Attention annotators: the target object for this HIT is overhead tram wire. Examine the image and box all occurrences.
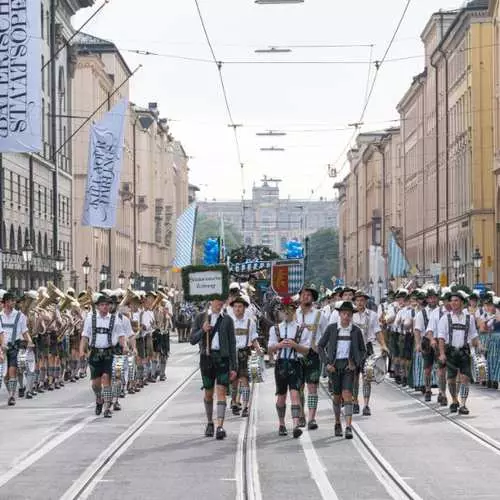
[193,0,245,199]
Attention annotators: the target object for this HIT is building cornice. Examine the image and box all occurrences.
[397,70,426,113]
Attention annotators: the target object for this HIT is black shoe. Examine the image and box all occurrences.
[215,426,226,440]
[231,404,240,416]
[293,426,303,439]
[70,376,77,383]
[205,422,215,437]
[278,425,288,436]
[458,406,470,415]
[119,390,126,399]
[298,416,306,428]
[148,376,157,383]
[103,409,112,418]
[307,419,318,430]
[95,402,103,416]
[48,384,54,391]
[425,391,432,402]
[353,403,360,414]
[395,375,402,385]
[345,426,353,439]
[18,388,25,398]
[241,407,249,418]
[113,401,121,411]
[26,392,33,400]
[37,386,44,393]
[334,423,343,437]
[159,375,166,381]
[54,382,60,389]
[401,377,408,388]
[450,402,459,413]
[362,406,371,416]
[7,396,15,406]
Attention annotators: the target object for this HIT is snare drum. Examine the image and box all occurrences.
[363,355,387,384]
[112,355,126,382]
[17,349,27,372]
[472,349,488,383]
[127,354,136,382]
[248,352,265,384]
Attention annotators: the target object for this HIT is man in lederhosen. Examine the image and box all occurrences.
[80,294,127,418]
[268,297,308,438]
[0,292,32,406]
[296,286,329,430]
[438,290,482,414]
[190,296,237,440]
[318,301,366,439]
[230,296,261,417]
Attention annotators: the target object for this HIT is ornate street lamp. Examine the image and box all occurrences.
[129,272,136,288]
[473,248,482,285]
[82,256,91,291]
[22,240,34,289]
[55,250,65,288]
[118,270,126,288]
[99,265,108,291]
[452,250,461,283]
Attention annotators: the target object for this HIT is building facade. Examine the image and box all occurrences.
[72,34,189,291]
[197,178,338,255]
[0,0,94,292]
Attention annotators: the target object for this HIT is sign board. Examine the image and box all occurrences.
[271,259,304,297]
[181,265,229,302]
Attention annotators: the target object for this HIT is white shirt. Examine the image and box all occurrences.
[426,306,448,338]
[395,306,415,335]
[328,309,340,326]
[352,309,379,343]
[141,310,155,336]
[233,316,258,350]
[0,309,28,346]
[437,311,478,348]
[414,306,437,334]
[210,311,223,351]
[118,313,134,339]
[295,307,329,349]
[268,320,304,359]
[82,312,124,348]
[336,324,352,359]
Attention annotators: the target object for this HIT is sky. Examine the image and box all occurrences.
[74,0,463,202]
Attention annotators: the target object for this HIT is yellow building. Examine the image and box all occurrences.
[398,1,494,286]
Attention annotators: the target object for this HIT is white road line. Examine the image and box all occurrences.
[352,423,423,500]
[60,369,198,500]
[300,429,340,500]
[0,415,97,489]
[246,382,262,500]
[235,419,246,500]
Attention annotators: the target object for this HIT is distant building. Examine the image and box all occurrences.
[197,177,338,254]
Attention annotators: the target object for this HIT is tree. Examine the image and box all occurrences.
[229,245,281,264]
[305,228,339,287]
[194,214,243,264]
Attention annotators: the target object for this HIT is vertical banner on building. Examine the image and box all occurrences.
[0,1,42,152]
[82,99,128,228]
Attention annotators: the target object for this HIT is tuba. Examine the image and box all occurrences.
[60,294,80,312]
[78,290,93,308]
[119,288,140,308]
[47,282,66,304]
[151,290,168,310]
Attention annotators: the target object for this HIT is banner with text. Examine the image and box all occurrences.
[82,99,128,228]
[0,1,42,152]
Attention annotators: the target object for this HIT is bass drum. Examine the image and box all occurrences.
[363,355,387,384]
[248,352,265,384]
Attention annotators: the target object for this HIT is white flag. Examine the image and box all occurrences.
[0,1,42,152]
[82,99,128,228]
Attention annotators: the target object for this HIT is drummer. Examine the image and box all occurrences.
[230,296,261,418]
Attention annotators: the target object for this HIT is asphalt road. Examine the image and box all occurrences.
[2,342,500,500]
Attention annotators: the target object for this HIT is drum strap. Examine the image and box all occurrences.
[422,309,429,330]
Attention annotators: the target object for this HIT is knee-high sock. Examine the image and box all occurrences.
[459,383,469,406]
[448,379,458,400]
[362,378,371,401]
[34,369,40,385]
[276,404,286,419]
[160,356,167,376]
[8,378,17,396]
[17,371,24,389]
[151,360,158,377]
[333,400,341,421]
[47,366,54,382]
[204,399,213,422]
[307,393,318,410]
[55,366,61,381]
[344,402,353,418]
[216,400,227,422]
[439,369,447,395]
[291,404,301,420]
[299,388,305,413]
[231,384,238,403]
[424,371,432,390]
[39,367,46,384]
[240,386,251,408]
[102,385,112,407]
[112,381,121,399]
[26,372,34,393]
[92,384,102,402]
[353,374,360,401]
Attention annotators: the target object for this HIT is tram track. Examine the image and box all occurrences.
[60,367,199,500]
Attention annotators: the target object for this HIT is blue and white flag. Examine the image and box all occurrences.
[0,1,42,152]
[82,99,128,228]
[388,232,410,277]
[173,203,198,268]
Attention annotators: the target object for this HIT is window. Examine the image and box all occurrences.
[38,187,41,214]
[9,225,15,250]
[1,222,5,249]
[17,175,20,208]
[38,231,42,254]
[41,4,44,39]
[43,233,48,255]
[17,226,22,250]
[9,171,12,205]
[41,56,44,91]
[24,178,28,210]
[24,227,29,246]
[44,187,47,216]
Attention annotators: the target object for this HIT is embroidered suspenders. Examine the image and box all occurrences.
[90,313,116,348]
[0,312,21,346]
[446,313,471,346]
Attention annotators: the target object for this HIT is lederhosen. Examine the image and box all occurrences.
[329,325,355,395]
[200,313,230,390]
[152,310,169,355]
[421,308,435,369]
[88,312,116,379]
[300,311,322,384]
[136,311,146,359]
[445,314,472,380]
[2,312,21,368]
[399,309,415,361]
[389,306,401,358]
[354,312,370,374]
[275,323,303,395]
[236,319,251,379]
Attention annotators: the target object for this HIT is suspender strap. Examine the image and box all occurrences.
[422,309,428,330]
[246,318,251,346]
[90,313,115,347]
[91,312,97,347]
[108,314,116,346]
[11,312,20,344]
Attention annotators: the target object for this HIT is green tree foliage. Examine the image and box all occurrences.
[305,228,339,287]
[194,214,243,264]
[229,245,281,264]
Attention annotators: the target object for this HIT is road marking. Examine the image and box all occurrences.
[352,423,424,500]
[0,415,96,489]
[246,383,262,500]
[235,419,246,500]
[60,369,198,500]
[300,429,339,500]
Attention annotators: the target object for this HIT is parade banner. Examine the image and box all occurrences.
[270,259,304,297]
[82,99,128,228]
[0,1,42,152]
[181,265,229,302]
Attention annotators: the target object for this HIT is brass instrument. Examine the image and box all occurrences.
[59,294,80,312]
[119,288,140,308]
[151,290,168,310]
[47,282,65,303]
[20,293,38,315]
[78,290,93,308]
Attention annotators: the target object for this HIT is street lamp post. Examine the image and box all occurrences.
[22,240,34,290]
[99,265,108,292]
[55,250,65,288]
[452,250,461,284]
[129,272,135,289]
[118,270,125,289]
[82,256,91,291]
[473,248,482,286]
